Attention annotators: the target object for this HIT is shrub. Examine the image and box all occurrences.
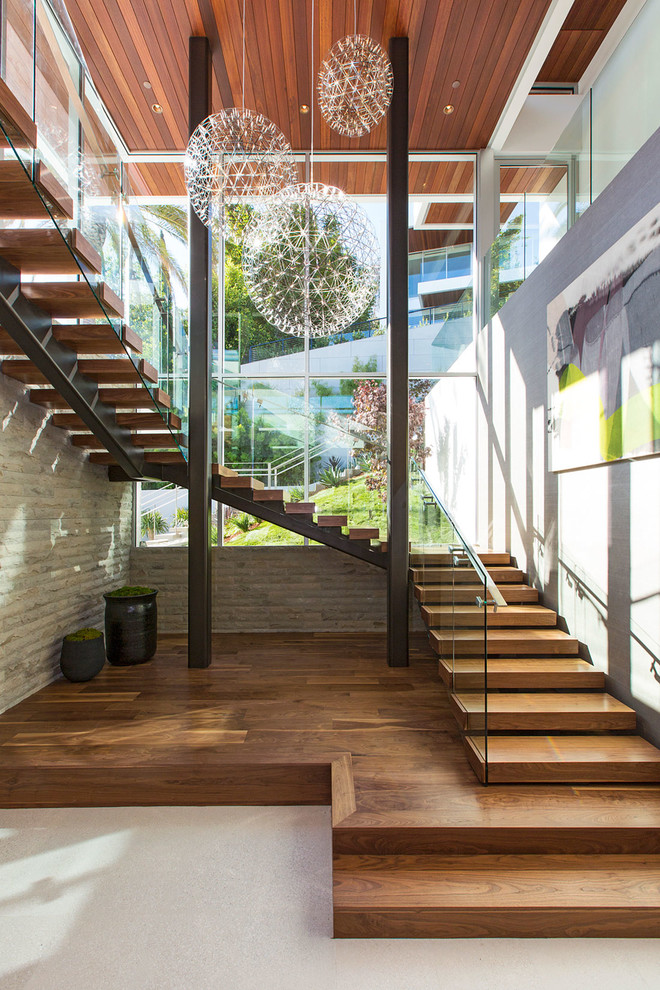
[141,509,169,537]
[106,585,156,597]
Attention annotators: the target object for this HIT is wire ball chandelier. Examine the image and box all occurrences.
[318,33,393,137]
[185,108,296,239]
[242,182,379,338]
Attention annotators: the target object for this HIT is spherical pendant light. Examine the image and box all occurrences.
[317,35,393,137]
[184,108,297,239]
[241,182,380,338]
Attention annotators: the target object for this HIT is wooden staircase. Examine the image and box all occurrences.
[412,548,660,784]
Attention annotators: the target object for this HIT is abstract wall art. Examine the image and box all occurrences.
[548,204,660,471]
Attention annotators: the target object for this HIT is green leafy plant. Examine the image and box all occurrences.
[289,486,304,502]
[107,585,156,597]
[64,627,103,642]
[319,455,345,488]
[175,507,189,525]
[234,513,257,532]
[141,509,169,538]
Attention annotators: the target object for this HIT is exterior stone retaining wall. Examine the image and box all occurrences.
[0,375,132,713]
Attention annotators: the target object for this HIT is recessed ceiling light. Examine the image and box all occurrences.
[300,104,310,114]
[143,81,152,89]
[443,104,454,115]
[152,103,163,114]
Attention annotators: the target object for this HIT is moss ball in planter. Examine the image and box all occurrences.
[60,628,106,682]
[104,587,158,665]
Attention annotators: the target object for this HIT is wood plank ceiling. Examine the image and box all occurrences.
[536,0,628,83]
[65,0,556,154]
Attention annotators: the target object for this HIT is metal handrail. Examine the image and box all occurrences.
[412,460,506,608]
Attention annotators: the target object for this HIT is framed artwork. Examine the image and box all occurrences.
[548,205,660,471]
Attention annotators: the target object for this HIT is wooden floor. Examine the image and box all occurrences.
[2,633,660,937]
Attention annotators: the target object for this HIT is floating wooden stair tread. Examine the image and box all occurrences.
[466,735,660,783]
[0,160,73,219]
[21,280,124,319]
[0,77,38,149]
[52,322,142,354]
[333,853,660,938]
[3,357,156,386]
[71,432,184,450]
[415,583,539,604]
[89,449,185,465]
[451,692,637,732]
[52,410,181,431]
[284,502,316,513]
[430,627,580,656]
[421,603,556,628]
[0,227,102,274]
[349,528,380,540]
[411,566,523,584]
[251,488,285,502]
[438,656,605,691]
[211,464,238,477]
[218,474,265,490]
[409,550,511,566]
[29,385,171,410]
[317,515,348,527]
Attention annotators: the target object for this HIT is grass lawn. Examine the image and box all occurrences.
[223,475,386,547]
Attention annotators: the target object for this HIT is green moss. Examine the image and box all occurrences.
[64,627,103,642]
[106,585,156,598]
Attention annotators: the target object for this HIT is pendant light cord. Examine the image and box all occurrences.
[310,0,315,183]
[242,0,246,109]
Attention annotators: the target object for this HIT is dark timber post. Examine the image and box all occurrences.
[187,36,212,668]
[387,37,409,667]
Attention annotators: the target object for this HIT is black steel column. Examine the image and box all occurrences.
[187,36,212,668]
[387,37,409,667]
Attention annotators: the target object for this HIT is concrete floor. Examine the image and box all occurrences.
[0,806,659,990]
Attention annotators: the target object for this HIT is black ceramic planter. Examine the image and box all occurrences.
[104,590,158,665]
[60,636,106,682]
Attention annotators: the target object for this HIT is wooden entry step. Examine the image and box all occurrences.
[0,227,102,274]
[466,735,660,783]
[421,603,557,628]
[415,582,539,604]
[451,692,637,733]
[0,160,73,219]
[333,853,660,938]
[410,565,523,584]
[438,656,606,691]
[430,627,579,656]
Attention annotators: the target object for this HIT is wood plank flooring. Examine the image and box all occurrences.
[1,633,659,938]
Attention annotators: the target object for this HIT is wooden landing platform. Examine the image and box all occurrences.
[1,633,659,938]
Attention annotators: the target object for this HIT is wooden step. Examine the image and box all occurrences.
[0,160,73,218]
[3,357,156,386]
[219,474,265,491]
[89,449,185,466]
[285,502,316,514]
[438,656,606,691]
[21,280,124,319]
[51,410,181,431]
[333,853,660,937]
[349,528,379,540]
[466,735,660,784]
[0,76,38,149]
[29,385,171,410]
[71,432,184,451]
[251,488,285,501]
[409,550,511,566]
[429,627,580,656]
[451,692,637,733]
[411,566,523,584]
[52,322,142,355]
[421,603,556,628]
[317,515,348,527]
[0,228,102,274]
[415,583,539,604]
[211,464,238,478]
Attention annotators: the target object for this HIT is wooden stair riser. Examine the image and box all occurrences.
[421,604,557,629]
